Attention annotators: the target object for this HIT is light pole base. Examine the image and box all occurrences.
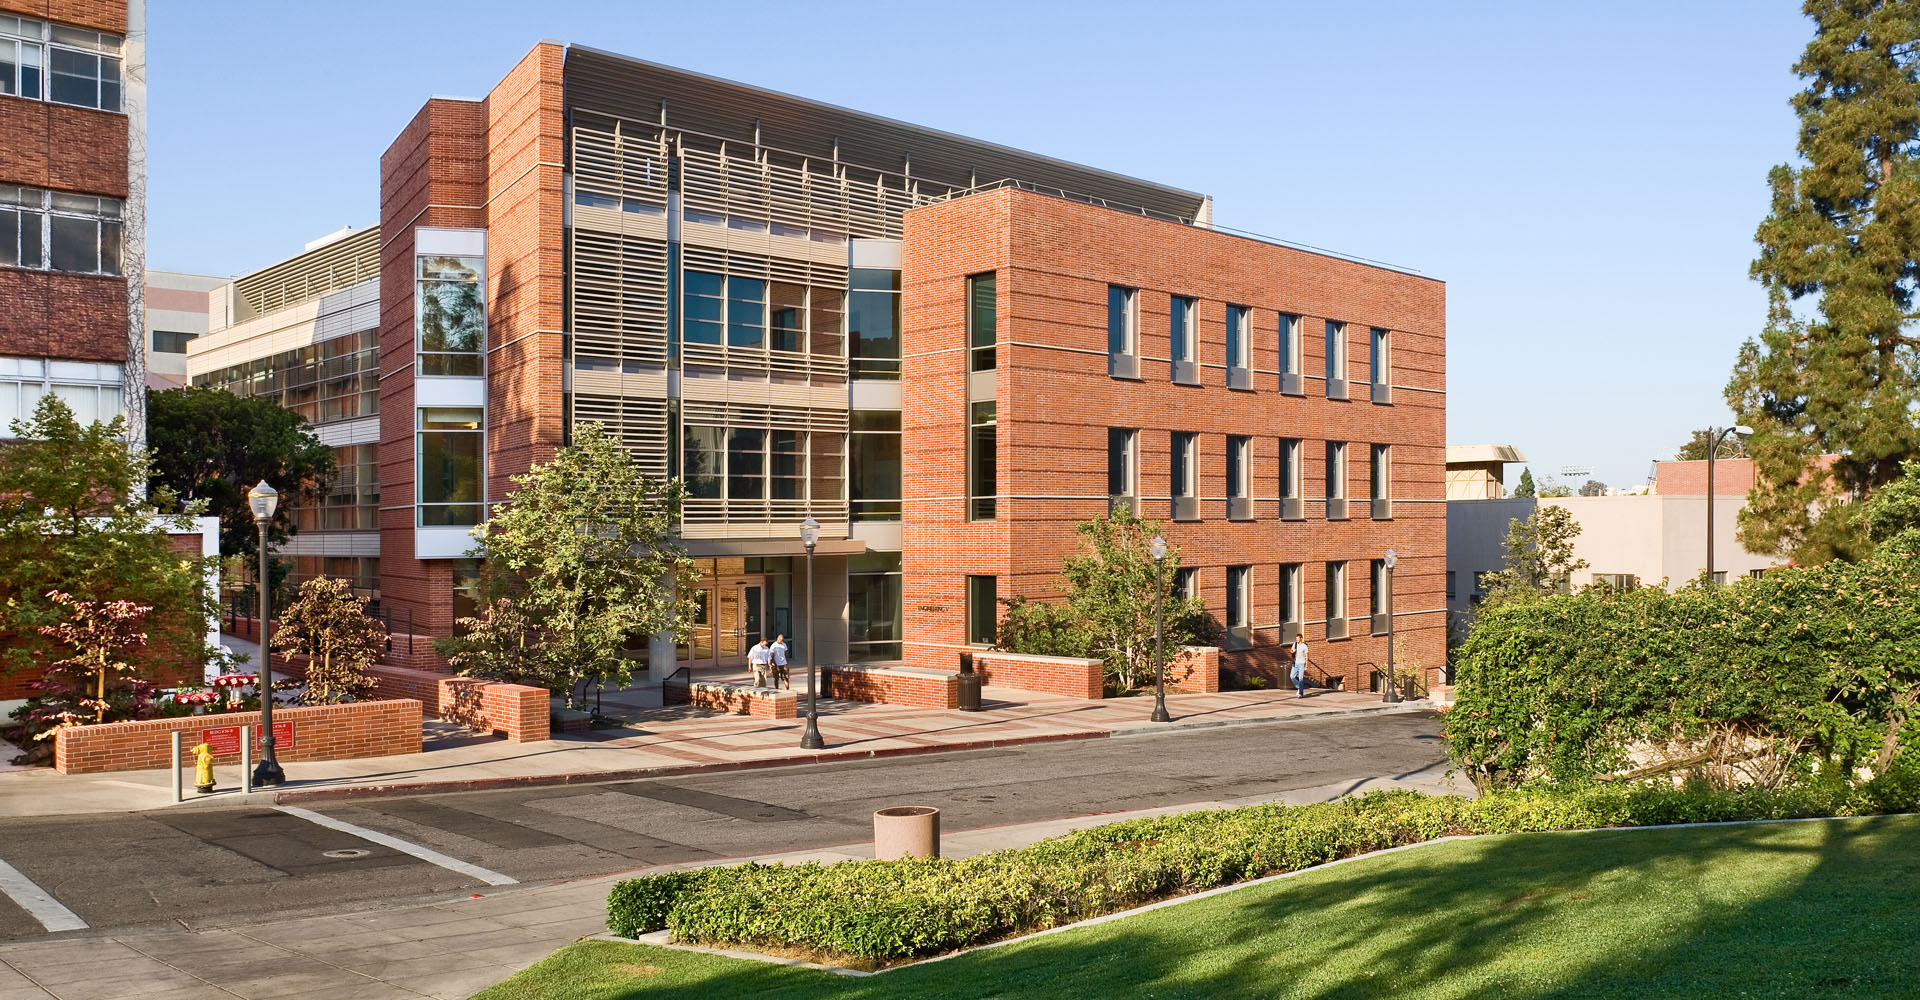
[800,716,825,750]
[1150,701,1171,723]
[252,757,285,787]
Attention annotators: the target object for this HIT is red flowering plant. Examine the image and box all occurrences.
[6,591,159,765]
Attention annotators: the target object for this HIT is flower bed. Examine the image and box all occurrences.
[607,775,1920,967]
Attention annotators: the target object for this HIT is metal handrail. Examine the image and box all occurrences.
[663,664,692,704]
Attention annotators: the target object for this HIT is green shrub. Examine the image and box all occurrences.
[604,782,1900,964]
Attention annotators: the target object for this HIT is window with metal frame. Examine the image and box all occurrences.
[1108,285,1138,377]
[1324,320,1348,399]
[0,15,121,111]
[1227,435,1251,519]
[1278,313,1302,393]
[417,407,484,526]
[0,185,122,275]
[968,272,996,372]
[966,575,998,645]
[849,267,901,379]
[850,410,900,522]
[968,400,996,520]
[1170,295,1196,383]
[1325,561,1348,639]
[417,256,485,377]
[1226,304,1251,389]
[1227,565,1250,630]
[0,356,122,434]
[1108,427,1138,509]
[1279,437,1303,519]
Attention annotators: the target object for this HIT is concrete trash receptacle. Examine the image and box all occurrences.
[873,805,941,860]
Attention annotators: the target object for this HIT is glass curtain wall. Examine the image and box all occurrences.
[849,268,900,378]
[848,552,903,661]
[850,410,901,521]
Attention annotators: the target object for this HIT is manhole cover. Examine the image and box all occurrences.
[323,848,370,859]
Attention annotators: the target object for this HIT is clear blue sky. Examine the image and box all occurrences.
[148,1,1812,489]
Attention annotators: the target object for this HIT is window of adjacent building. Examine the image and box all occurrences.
[1108,427,1138,499]
[417,407,484,526]
[1709,571,1727,586]
[848,551,903,661]
[727,428,766,502]
[0,357,122,435]
[297,442,379,532]
[682,271,817,358]
[152,330,196,354]
[0,185,122,276]
[966,575,998,646]
[1108,285,1138,362]
[1227,434,1250,503]
[849,267,901,379]
[1227,565,1249,630]
[968,272,996,372]
[1370,327,1390,391]
[1280,562,1302,626]
[0,16,122,111]
[191,328,378,426]
[1174,567,1198,601]
[726,275,766,349]
[1594,573,1636,591]
[969,400,996,520]
[417,255,485,377]
[1326,561,1347,632]
[1371,444,1390,501]
[1279,313,1301,380]
[1171,431,1196,499]
[683,424,812,518]
[1371,559,1389,631]
[1447,569,1456,599]
[451,558,484,629]
[850,409,901,522]
[1324,319,1346,388]
[1170,294,1194,367]
[1280,437,1302,503]
[1226,304,1250,371]
[1326,441,1347,501]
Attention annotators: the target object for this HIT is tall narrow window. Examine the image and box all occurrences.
[849,268,901,379]
[968,272,996,372]
[1280,563,1302,639]
[1371,559,1389,635]
[969,400,997,520]
[417,407,484,526]
[1227,566,1250,631]
[966,575,998,645]
[1325,561,1348,640]
[1227,435,1251,520]
[1107,427,1138,510]
[1108,285,1138,378]
[1370,327,1390,395]
[1170,295,1196,384]
[1279,438,1303,520]
[1326,441,1348,520]
[849,410,901,522]
[1171,431,1197,520]
[848,552,904,661]
[418,255,485,376]
[1324,319,1347,399]
[1278,313,1302,394]
[683,270,724,346]
[725,276,766,349]
[726,428,766,507]
[1174,567,1198,601]
[769,282,806,353]
[1370,444,1391,520]
[1226,304,1251,390]
[681,425,725,501]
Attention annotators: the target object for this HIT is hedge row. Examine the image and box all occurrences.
[607,774,1920,964]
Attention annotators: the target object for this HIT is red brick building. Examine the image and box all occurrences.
[347,42,1445,689]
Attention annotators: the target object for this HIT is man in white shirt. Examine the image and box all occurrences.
[769,634,791,689]
[747,638,772,688]
[1290,638,1309,698]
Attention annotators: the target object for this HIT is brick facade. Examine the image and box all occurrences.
[1655,458,1755,497]
[900,188,1446,693]
[666,681,797,719]
[972,652,1106,700]
[823,663,961,709]
[52,698,423,774]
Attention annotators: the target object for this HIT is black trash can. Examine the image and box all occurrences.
[957,652,982,711]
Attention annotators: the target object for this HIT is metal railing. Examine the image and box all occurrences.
[663,664,692,705]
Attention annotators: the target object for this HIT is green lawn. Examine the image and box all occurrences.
[474,814,1920,1000]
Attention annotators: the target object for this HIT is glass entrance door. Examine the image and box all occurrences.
[680,576,768,671]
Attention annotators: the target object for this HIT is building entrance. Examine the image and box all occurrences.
[683,576,768,671]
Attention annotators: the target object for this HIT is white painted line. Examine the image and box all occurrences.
[274,805,518,887]
[0,858,86,932]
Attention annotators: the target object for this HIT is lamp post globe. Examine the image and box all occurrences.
[1149,534,1170,723]
[798,517,824,750]
[248,480,285,787]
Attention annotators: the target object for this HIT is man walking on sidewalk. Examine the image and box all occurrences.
[1290,637,1309,698]
[769,634,791,689]
[748,638,772,688]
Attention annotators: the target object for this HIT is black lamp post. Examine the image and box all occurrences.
[249,480,285,787]
[1382,548,1400,704]
[798,516,824,750]
[1149,534,1170,723]
[1702,425,1753,588]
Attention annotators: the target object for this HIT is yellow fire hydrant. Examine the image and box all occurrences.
[191,742,216,795]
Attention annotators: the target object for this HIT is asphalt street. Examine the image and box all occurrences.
[0,711,1445,942]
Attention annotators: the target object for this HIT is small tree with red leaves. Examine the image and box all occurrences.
[7,592,160,764]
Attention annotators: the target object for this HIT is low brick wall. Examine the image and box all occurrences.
[53,699,423,774]
[824,663,960,709]
[264,652,550,743]
[666,680,797,719]
[1168,646,1221,693]
[973,652,1105,700]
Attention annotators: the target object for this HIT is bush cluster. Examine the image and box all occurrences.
[606,777,1918,963]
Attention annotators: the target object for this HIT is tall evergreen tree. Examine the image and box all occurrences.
[1511,467,1537,498]
[1730,0,1920,563]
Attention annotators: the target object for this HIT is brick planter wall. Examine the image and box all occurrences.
[824,663,960,709]
[53,699,423,774]
[666,681,797,719]
[1168,646,1221,693]
[972,652,1105,700]
[240,638,549,743]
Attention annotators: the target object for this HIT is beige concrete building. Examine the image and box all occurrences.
[143,269,223,388]
[1445,444,1526,500]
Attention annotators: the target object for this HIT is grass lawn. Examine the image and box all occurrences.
[472,814,1920,999]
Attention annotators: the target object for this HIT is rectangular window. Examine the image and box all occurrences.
[417,407,484,526]
[1107,427,1138,500]
[1227,434,1251,520]
[152,330,195,354]
[848,551,903,661]
[1171,431,1197,520]
[1324,320,1347,399]
[1174,567,1198,601]
[1225,304,1250,371]
[417,255,485,376]
[969,400,996,520]
[966,575,998,645]
[1326,561,1348,639]
[726,427,766,503]
[850,409,901,522]
[0,18,119,110]
[1279,437,1302,518]
[968,272,996,372]
[1278,313,1302,391]
[47,44,119,112]
[1170,295,1194,362]
[1280,563,1302,628]
[684,270,724,346]
[1370,327,1390,392]
[681,424,724,500]
[769,282,805,353]
[849,267,901,379]
[725,276,765,349]
[1371,443,1392,520]
[1326,441,1347,520]
[1108,285,1138,377]
[1447,570,1456,599]
[0,185,118,275]
[1594,573,1636,591]
[1227,566,1249,630]
[1371,559,1389,633]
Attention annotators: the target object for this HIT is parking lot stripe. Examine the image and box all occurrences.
[0,858,86,932]
[274,805,518,886]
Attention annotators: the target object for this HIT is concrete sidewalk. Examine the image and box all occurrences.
[0,763,1466,1000]
[0,685,1443,817]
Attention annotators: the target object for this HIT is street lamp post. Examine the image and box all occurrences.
[1702,425,1753,588]
[1382,548,1399,704]
[798,517,824,750]
[248,481,285,787]
[1149,535,1170,723]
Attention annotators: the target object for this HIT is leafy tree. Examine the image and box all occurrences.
[0,396,214,685]
[1674,429,1746,462]
[436,423,700,706]
[147,387,335,563]
[994,504,1207,691]
[8,593,171,764]
[38,591,151,725]
[1729,0,1920,564]
[272,577,385,704]
[1483,505,1588,606]
[1536,474,1574,498]
[1578,479,1609,497]
[1510,467,1536,498]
